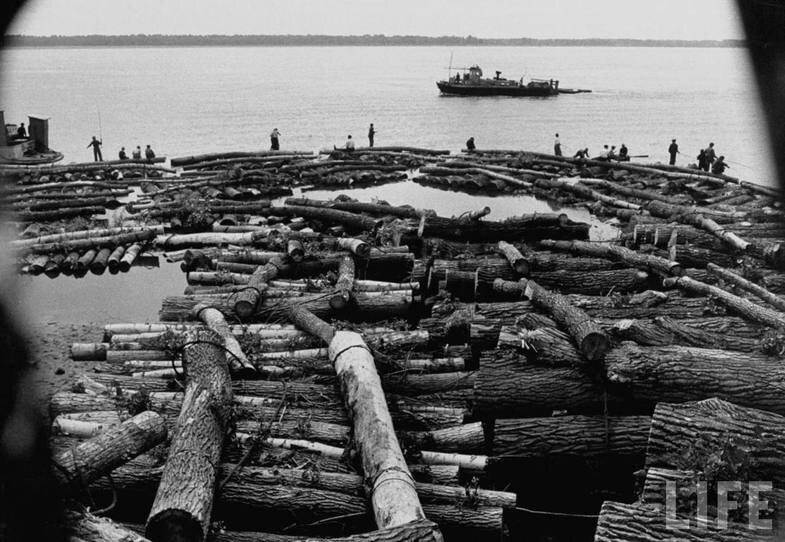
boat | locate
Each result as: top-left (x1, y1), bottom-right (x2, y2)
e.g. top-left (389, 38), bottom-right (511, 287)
top-left (0, 111), bottom-right (63, 166)
top-left (437, 65), bottom-right (560, 97)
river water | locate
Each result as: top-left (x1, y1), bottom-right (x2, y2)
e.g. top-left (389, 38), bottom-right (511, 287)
top-left (0, 44), bottom-right (776, 322)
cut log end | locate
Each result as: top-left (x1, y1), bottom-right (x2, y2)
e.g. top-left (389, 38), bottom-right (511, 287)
top-left (580, 332), bottom-right (610, 362)
top-left (329, 294), bottom-right (350, 311)
top-left (146, 510), bottom-right (203, 542)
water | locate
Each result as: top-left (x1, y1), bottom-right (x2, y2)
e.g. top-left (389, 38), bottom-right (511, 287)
top-left (0, 45), bottom-right (776, 323)
top-left (0, 45), bottom-right (775, 183)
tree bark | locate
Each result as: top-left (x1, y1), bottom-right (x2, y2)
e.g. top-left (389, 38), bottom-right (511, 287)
top-left (607, 317), bottom-right (760, 352)
top-left (539, 239), bottom-right (683, 277)
top-left (193, 303), bottom-right (258, 377)
top-left (605, 342), bottom-right (785, 415)
top-left (146, 327), bottom-right (233, 542)
top-left (51, 410), bottom-right (166, 487)
top-left (330, 255), bottom-right (356, 311)
top-left (491, 415), bottom-right (650, 459)
top-left (524, 280), bottom-right (610, 362)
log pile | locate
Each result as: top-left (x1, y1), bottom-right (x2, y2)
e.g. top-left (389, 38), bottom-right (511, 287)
top-left (33, 144), bottom-right (785, 540)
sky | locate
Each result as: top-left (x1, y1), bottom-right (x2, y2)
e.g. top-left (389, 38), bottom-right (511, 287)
top-left (7, 0), bottom-right (745, 40)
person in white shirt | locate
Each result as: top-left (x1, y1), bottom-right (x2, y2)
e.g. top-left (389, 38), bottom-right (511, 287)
top-left (553, 133), bottom-right (562, 156)
top-left (345, 134), bottom-right (355, 151)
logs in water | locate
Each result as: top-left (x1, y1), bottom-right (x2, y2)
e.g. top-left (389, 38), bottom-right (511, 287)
top-left (145, 327), bottom-right (233, 542)
top-left (287, 305), bottom-right (432, 532)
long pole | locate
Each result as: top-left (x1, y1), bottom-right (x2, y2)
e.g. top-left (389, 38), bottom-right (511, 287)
top-left (97, 108), bottom-right (103, 142)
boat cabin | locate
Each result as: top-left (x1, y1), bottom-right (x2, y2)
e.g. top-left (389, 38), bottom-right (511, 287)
top-left (0, 110), bottom-right (51, 161)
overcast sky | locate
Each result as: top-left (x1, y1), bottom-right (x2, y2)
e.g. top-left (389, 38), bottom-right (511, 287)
top-left (7, 0), bottom-right (745, 40)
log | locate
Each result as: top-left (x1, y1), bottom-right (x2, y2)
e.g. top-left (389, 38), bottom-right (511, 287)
top-left (289, 305), bottom-right (426, 530)
top-left (145, 327), bottom-right (233, 542)
top-left (89, 247), bottom-right (112, 274)
top-left (65, 510), bottom-right (151, 542)
top-left (283, 198), bottom-right (428, 220)
top-left (119, 243), bottom-right (142, 271)
top-left (647, 398), bottom-right (785, 487)
top-left (473, 355), bottom-right (608, 418)
top-left (608, 317), bottom-right (760, 352)
top-left (107, 245), bottom-right (126, 273)
top-left (539, 239), bottom-right (683, 277)
top-left (497, 241), bottom-right (529, 275)
top-left (74, 249), bottom-right (97, 273)
top-left (707, 263), bottom-right (785, 312)
top-left (330, 255), bottom-right (357, 311)
top-left (594, 500), bottom-right (772, 542)
top-left (524, 280), bottom-right (610, 362)
top-left (605, 342), bottom-right (785, 415)
top-left (23, 230), bottom-right (157, 254)
top-left (535, 177), bottom-right (642, 210)
top-left (193, 303), bottom-right (258, 377)
top-left (491, 415), bottom-right (650, 459)
top-left (268, 205), bottom-right (382, 232)
top-left (171, 150), bottom-right (314, 167)
top-left (51, 410), bottom-right (166, 487)
top-left (232, 257), bottom-right (283, 319)
top-left (15, 205), bottom-right (105, 222)
top-left (663, 275), bottom-right (785, 328)
top-left (495, 325), bottom-right (584, 367)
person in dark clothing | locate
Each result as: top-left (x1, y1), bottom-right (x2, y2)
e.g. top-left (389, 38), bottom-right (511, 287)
top-left (668, 139), bottom-right (679, 165)
top-left (619, 143), bottom-right (628, 159)
top-left (368, 123), bottom-right (376, 148)
top-left (145, 145), bottom-right (155, 160)
top-left (87, 136), bottom-right (103, 161)
top-left (16, 123), bottom-right (26, 139)
top-left (573, 147), bottom-right (589, 159)
top-left (705, 142), bottom-right (717, 171)
top-left (466, 137), bottom-right (476, 151)
top-left (697, 148), bottom-right (708, 171)
top-left (712, 155), bottom-right (730, 175)
top-left (270, 128), bottom-right (281, 151)
top-left (118, 147), bottom-right (128, 160)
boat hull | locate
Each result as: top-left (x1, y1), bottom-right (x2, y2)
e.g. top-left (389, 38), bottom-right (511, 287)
top-left (437, 81), bottom-right (558, 97)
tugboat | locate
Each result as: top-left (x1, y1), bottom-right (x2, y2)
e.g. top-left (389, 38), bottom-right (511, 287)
top-left (437, 65), bottom-right (559, 97)
top-left (0, 111), bottom-right (63, 165)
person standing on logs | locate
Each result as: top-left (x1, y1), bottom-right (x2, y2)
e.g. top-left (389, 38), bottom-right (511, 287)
top-left (87, 136), bottom-right (103, 161)
top-left (132, 145), bottom-right (142, 159)
top-left (668, 139), bottom-right (679, 165)
top-left (711, 155), bottom-right (730, 175)
top-left (270, 128), bottom-right (281, 151)
top-left (618, 143), bottom-right (629, 160)
top-left (704, 142), bottom-right (717, 171)
top-left (145, 145), bottom-right (156, 160)
top-left (697, 148), bottom-right (708, 171)
top-left (118, 147), bottom-right (128, 160)
top-left (368, 123), bottom-right (376, 148)
top-left (466, 136), bottom-right (476, 152)
top-left (553, 133), bottom-right (562, 156)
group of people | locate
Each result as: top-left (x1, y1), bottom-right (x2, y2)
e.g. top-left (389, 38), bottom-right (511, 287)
top-left (269, 123), bottom-right (377, 151)
top-left (669, 139), bottom-right (729, 174)
top-left (85, 136), bottom-right (156, 162)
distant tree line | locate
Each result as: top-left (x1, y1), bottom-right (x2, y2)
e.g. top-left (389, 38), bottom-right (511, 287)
top-left (1, 34), bottom-right (745, 48)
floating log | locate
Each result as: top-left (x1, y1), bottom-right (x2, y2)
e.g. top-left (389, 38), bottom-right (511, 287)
top-left (491, 415), bottom-right (650, 459)
top-left (608, 316), bottom-right (759, 352)
top-left (155, 232), bottom-right (262, 249)
top-left (663, 275), bottom-right (785, 328)
top-left (647, 398), bottom-right (785, 486)
top-left (119, 243), bottom-right (142, 271)
top-left (605, 342), bottom-right (785, 415)
top-left (14, 205), bottom-right (105, 222)
top-left (283, 198), bottom-right (428, 219)
top-left (416, 214), bottom-right (589, 243)
top-left (524, 280), bottom-right (609, 362)
top-left (89, 247), bottom-right (112, 274)
top-left (473, 355), bottom-right (607, 418)
top-left (706, 262), bottom-right (785, 312)
top-left (193, 303), bottom-right (258, 377)
top-left (268, 205), bottom-right (382, 232)
top-left (74, 249), bottom-right (97, 273)
top-left (330, 255), bottom-right (356, 310)
top-left (51, 410), bottom-right (166, 487)
top-left (594, 500), bottom-right (771, 542)
top-left (535, 177), bottom-right (642, 210)
top-left (107, 245), bottom-right (126, 273)
top-left (146, 328), bottom-right (233, 542)
top-left (539, 239), bottom-right (682, 277)
top-left (288, 306), bottom-right (426, 530)
top-left (170, 150), bottom-right (314, 167)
